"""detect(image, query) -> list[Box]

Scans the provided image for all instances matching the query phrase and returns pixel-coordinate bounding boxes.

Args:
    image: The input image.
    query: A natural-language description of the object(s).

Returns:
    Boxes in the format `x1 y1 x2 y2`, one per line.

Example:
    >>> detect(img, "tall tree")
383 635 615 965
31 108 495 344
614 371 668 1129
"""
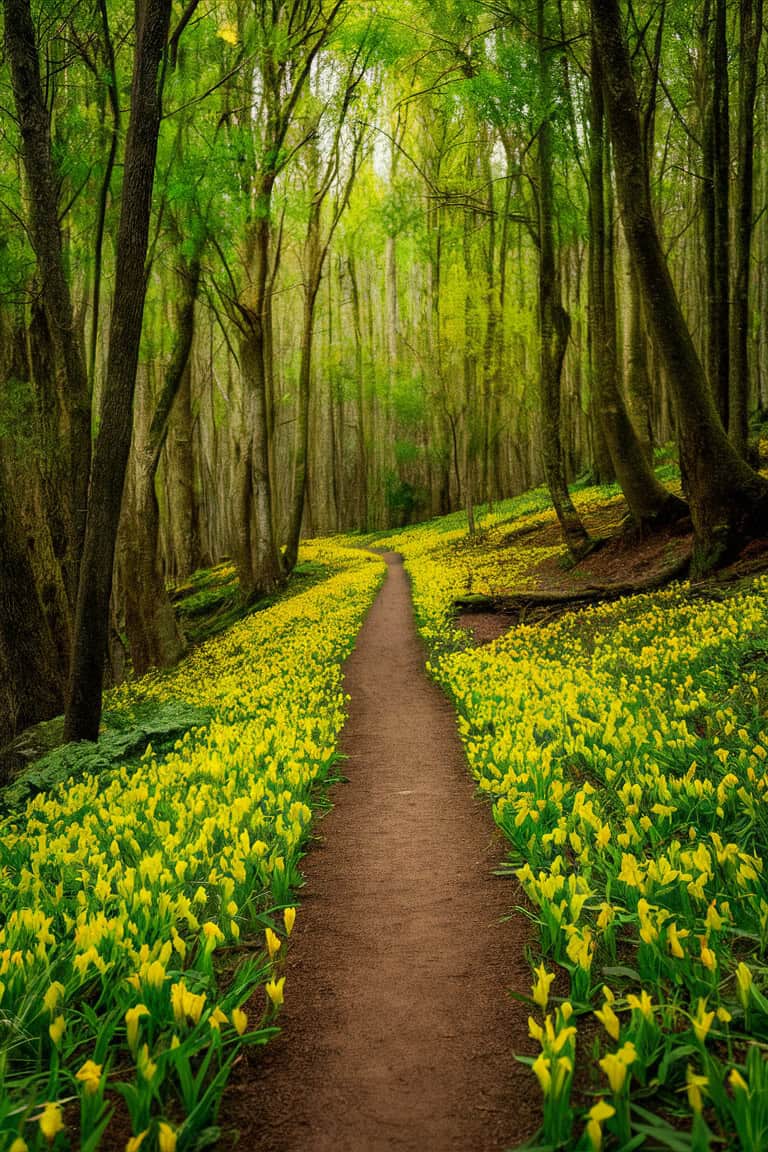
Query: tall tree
222 0 346 602
592 0 768 573
283 59 367 573
729 0 763 455
588 32 685 530
5 0 91 608
536 0 591 559
65 0 174 742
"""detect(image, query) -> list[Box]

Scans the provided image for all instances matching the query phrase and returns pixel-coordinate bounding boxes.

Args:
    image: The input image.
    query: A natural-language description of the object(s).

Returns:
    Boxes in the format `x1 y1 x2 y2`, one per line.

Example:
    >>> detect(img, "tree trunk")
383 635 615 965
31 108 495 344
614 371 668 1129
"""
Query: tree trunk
165 360 201 579
122 451 186 678
592 0 768 573
537 0 591 559
65 0 173 742
348 257 369 530
729 0 763 456
588 34 686 528
0 458 63 743
625 260 655 463
5 0 91 607
121 252 200 673
284 273 320 573
240 320 283 598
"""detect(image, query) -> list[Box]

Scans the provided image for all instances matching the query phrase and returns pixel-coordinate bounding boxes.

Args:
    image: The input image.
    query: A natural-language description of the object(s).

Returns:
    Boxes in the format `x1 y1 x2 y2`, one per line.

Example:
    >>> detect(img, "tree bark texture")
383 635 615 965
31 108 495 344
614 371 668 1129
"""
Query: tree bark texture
592 0 768 573
5 0 91 607
588 35 685 528
65 0 173 742
0 460 63 743
121 253 200 675
537 0 591 559
729 0 763 456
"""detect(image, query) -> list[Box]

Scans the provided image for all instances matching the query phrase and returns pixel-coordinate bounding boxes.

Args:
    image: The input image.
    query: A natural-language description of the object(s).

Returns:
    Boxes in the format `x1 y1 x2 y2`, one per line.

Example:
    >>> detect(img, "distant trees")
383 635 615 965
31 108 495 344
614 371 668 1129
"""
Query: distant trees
2 0 768 743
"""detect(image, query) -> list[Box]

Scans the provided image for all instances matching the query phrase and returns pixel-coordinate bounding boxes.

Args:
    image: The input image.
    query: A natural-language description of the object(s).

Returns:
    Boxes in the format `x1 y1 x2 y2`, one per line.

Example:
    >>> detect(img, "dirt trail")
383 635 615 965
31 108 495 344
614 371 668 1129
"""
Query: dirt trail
226 552 536 1151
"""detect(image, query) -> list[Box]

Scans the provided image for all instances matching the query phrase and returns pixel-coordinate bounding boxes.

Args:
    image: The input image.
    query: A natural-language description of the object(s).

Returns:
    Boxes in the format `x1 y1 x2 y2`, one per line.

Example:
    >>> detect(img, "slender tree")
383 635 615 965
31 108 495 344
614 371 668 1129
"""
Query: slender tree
5 0 91 607
65 0 174 741
591 0 768 573
729 0 763 456
588 32 685 529
536 0 591 558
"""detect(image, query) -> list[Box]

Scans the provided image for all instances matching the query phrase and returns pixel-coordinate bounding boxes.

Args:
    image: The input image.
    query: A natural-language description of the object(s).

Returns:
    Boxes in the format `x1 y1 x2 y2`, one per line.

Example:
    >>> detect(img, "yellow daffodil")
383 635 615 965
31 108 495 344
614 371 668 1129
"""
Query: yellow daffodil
531 963 555 1011
735 962 752 1010
284 907 296 935
692 999 715 1045
599 1042 636 1095
231 1007 248 1035
38 1103 65 1143
42 982 65 1016
266 976 285 1007
75 1059 102 1095
685 1065 708 1112
594 998 620 1041
125 1004 150 1054
586 1099 615 1151
157 1122 177 1152
48 1015 66 1047
265 927 281 959
626 990 654 1020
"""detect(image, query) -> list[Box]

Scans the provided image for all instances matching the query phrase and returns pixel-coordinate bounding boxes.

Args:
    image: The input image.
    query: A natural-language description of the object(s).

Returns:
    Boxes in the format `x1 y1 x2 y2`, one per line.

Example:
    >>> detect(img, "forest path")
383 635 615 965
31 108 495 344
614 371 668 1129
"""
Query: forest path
226 552 536 1151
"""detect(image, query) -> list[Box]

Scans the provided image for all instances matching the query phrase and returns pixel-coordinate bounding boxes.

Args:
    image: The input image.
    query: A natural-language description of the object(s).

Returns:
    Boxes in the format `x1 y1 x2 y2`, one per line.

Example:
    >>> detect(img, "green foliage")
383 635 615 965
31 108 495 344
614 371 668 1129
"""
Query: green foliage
0 701 213 813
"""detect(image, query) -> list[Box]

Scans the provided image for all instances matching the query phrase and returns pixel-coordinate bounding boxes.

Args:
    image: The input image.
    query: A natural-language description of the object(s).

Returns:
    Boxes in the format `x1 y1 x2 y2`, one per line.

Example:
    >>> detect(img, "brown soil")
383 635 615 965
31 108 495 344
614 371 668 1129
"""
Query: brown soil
456 613 513 646
531 519 692 593
223 553 537 1151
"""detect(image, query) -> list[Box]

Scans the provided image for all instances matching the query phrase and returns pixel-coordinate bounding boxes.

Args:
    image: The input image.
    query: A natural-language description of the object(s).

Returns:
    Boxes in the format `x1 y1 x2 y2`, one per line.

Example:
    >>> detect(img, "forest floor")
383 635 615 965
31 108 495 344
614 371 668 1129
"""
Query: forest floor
457 495 768 645
224 552 538 1152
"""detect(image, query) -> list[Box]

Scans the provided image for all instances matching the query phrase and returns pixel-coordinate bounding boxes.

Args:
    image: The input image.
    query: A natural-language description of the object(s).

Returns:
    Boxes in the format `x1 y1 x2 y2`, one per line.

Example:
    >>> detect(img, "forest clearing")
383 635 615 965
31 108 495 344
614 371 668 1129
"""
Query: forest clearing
3 0 768 1149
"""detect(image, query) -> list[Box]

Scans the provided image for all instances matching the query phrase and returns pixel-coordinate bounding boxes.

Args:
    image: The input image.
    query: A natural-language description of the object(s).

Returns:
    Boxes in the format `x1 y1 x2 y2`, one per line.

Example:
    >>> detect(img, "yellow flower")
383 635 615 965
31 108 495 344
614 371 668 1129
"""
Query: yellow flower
137 1043 157 1082
75 1059 102 1095
125 1004 150 1054
692 999 715 1045
157 1123 177 1152
145 960 166 989
729 1068 749 1093
125 1134 148 1152
594 1000 620 1041
736 962 752 1010
686 1065 708 1112
48 1015 66 1046
43 981 65 1015
667 922 686 959
9 1139 28 1152
266 976 285 1007
699 937 717 972
626 990 654 1020
586 1100 615 1151
599 1042 636 1095
231 1007 248 1034
531 963 555 1011
528 1016 544 1042
284 907 296 936
532 1053 551 1094
202 921 224 946
209 1006 228 1030
39 1103 65 1144
265 927 281 959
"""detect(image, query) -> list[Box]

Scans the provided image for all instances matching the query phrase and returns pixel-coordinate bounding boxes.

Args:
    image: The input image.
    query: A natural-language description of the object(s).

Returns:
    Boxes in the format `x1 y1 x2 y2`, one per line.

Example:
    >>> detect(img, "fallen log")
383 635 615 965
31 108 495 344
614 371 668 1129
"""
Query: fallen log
454 552 692 617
